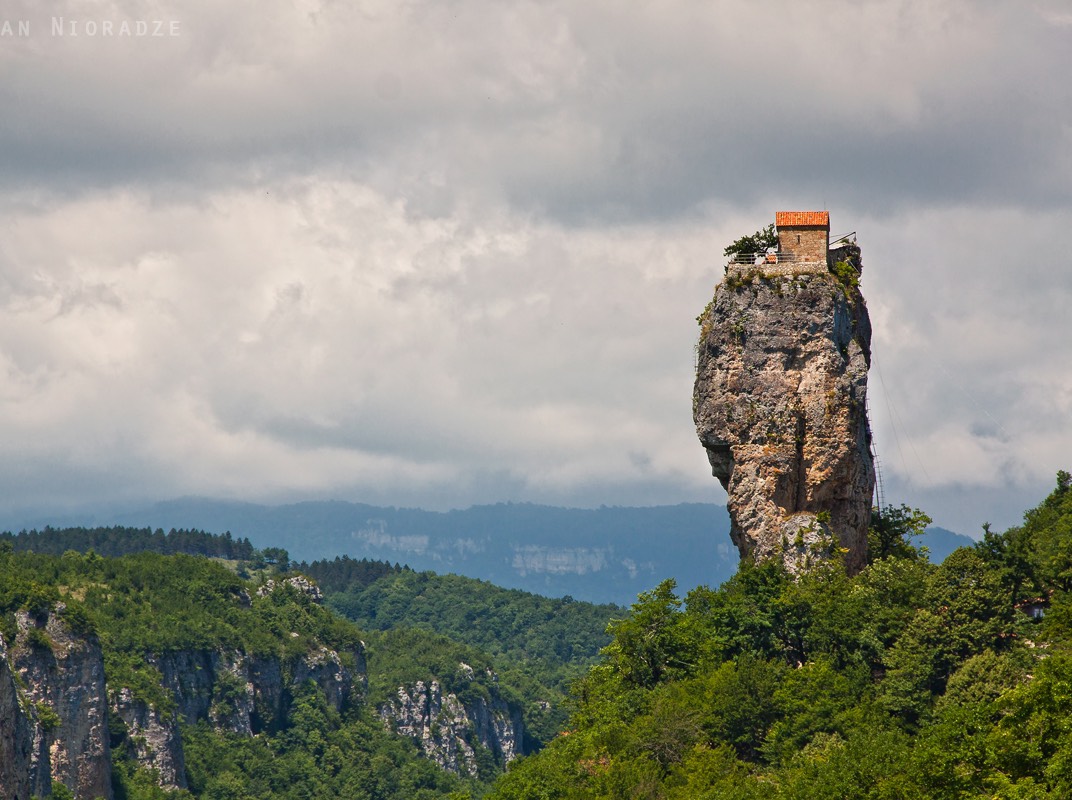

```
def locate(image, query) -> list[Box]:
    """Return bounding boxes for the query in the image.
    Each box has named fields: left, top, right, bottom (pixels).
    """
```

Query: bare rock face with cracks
left=693, top=212, right=875, bottom=575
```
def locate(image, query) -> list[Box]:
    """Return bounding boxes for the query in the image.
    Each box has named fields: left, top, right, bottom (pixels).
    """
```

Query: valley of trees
left=3, top=471, right=1071, bottom=798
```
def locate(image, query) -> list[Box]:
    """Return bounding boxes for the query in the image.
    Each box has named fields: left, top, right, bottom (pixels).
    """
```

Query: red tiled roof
left=775, top=211, right=829, bottom=228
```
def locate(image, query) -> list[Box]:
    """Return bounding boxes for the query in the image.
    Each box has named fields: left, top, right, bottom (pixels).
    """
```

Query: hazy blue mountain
left=3, top=498, right=974, bottom=605
left=913, top=525, right=977, bottom=563
left=95, top=499, right=733, bottom=605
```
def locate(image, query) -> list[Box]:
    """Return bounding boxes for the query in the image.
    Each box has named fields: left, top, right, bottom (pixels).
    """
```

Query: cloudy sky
left=1, top=0, right=1069, bottom=536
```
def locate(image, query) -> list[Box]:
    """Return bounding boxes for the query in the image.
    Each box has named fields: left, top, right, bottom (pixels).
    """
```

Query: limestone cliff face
left=150, top=641, right=365, bottom=737
left=693, top=253, right=874, bottom=574
left=0, top=633, right=36, bottom=800
left=112, top=688, right=186, bottom=790
left=8, top=607, right=113, bottom=800
left=379, top=667, right=524, bottom=777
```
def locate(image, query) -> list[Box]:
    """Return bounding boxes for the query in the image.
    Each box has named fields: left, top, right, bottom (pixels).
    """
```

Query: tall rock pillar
left=693, top=213, right=875, bottom=574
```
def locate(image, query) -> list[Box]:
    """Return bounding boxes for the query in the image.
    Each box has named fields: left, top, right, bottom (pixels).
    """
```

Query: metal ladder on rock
left=867, top=396, right=885, bottom=517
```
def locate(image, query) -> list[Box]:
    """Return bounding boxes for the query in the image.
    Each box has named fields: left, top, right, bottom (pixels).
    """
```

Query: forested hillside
left=0, top=549, right=481, bottom=799
left=319, top=566, right=620, bottom=664
left=303, top=559, right=623, bottom=744
left=0, top=542, right=620, bottom=797
left=488, top=473, right=1072, bottom=799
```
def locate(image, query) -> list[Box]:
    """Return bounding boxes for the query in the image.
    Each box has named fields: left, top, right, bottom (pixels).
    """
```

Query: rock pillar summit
left=693, top=212, right=875, bottom=575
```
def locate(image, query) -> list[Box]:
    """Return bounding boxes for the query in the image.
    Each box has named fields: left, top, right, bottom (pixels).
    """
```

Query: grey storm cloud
left=4, top=1, right=1070, bottom=215
left=0, top=0, right=1070, bottom=534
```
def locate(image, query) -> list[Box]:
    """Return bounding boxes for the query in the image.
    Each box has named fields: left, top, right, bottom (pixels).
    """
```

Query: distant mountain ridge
left=101, top=499, right=736, bottom=605
left=2, top=499, right=976, bottom=606
left=912, top=525, right=976, bottom=563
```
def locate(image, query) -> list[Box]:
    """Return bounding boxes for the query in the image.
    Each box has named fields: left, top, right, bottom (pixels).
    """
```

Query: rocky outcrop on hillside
left=256, top=575, right=324, bottom=603
left=0, top=594, right=366, bottom=797
left=693, top=252, right=875, bottom=574
left=112, top=688, right=187, bottom=790
left=7, top=607, right=113, bottom=800
left=0, top=633, right=37, bottom=800
left=379, top=666, right=524, bottom=777
left=149, top=642, right=365, bottom=736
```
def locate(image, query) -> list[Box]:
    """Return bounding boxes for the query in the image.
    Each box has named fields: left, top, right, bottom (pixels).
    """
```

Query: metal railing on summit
left=726, top=252, right=813, bottom=266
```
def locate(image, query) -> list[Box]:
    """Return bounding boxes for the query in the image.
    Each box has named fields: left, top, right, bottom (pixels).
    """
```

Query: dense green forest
left=296, top=556, right=408, bottom=593
left=0, top=525, right=256, bottom=561
left=488, top=472, right=1072, bottom=799
left=315, top=564, right=619, bottom=664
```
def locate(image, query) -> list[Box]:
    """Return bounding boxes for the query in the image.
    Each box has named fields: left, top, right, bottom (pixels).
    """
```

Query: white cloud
left=0, top=0, right=1070, bottom=535
left=861, top=205, right=1072, bottom=527
left=0, top=180, right=739, bottom=511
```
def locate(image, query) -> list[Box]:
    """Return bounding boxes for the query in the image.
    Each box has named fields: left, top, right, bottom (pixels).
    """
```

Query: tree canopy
left=723, top=224, right=778, bottom=259
left=489, top=474, right=1072, bottom=799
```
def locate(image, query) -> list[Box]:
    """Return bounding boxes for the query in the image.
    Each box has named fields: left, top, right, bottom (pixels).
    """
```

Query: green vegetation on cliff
left=489, top=474, right=1072, bottom=799
left=1, top=550, right=359, bottom=701
left=0, top=548, right=478, bottom=799
left=309, top=562, right=621, bottom=746
left=2, top=541, right=618, bottom=797
left=178, top=700, right=470, bottom=800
